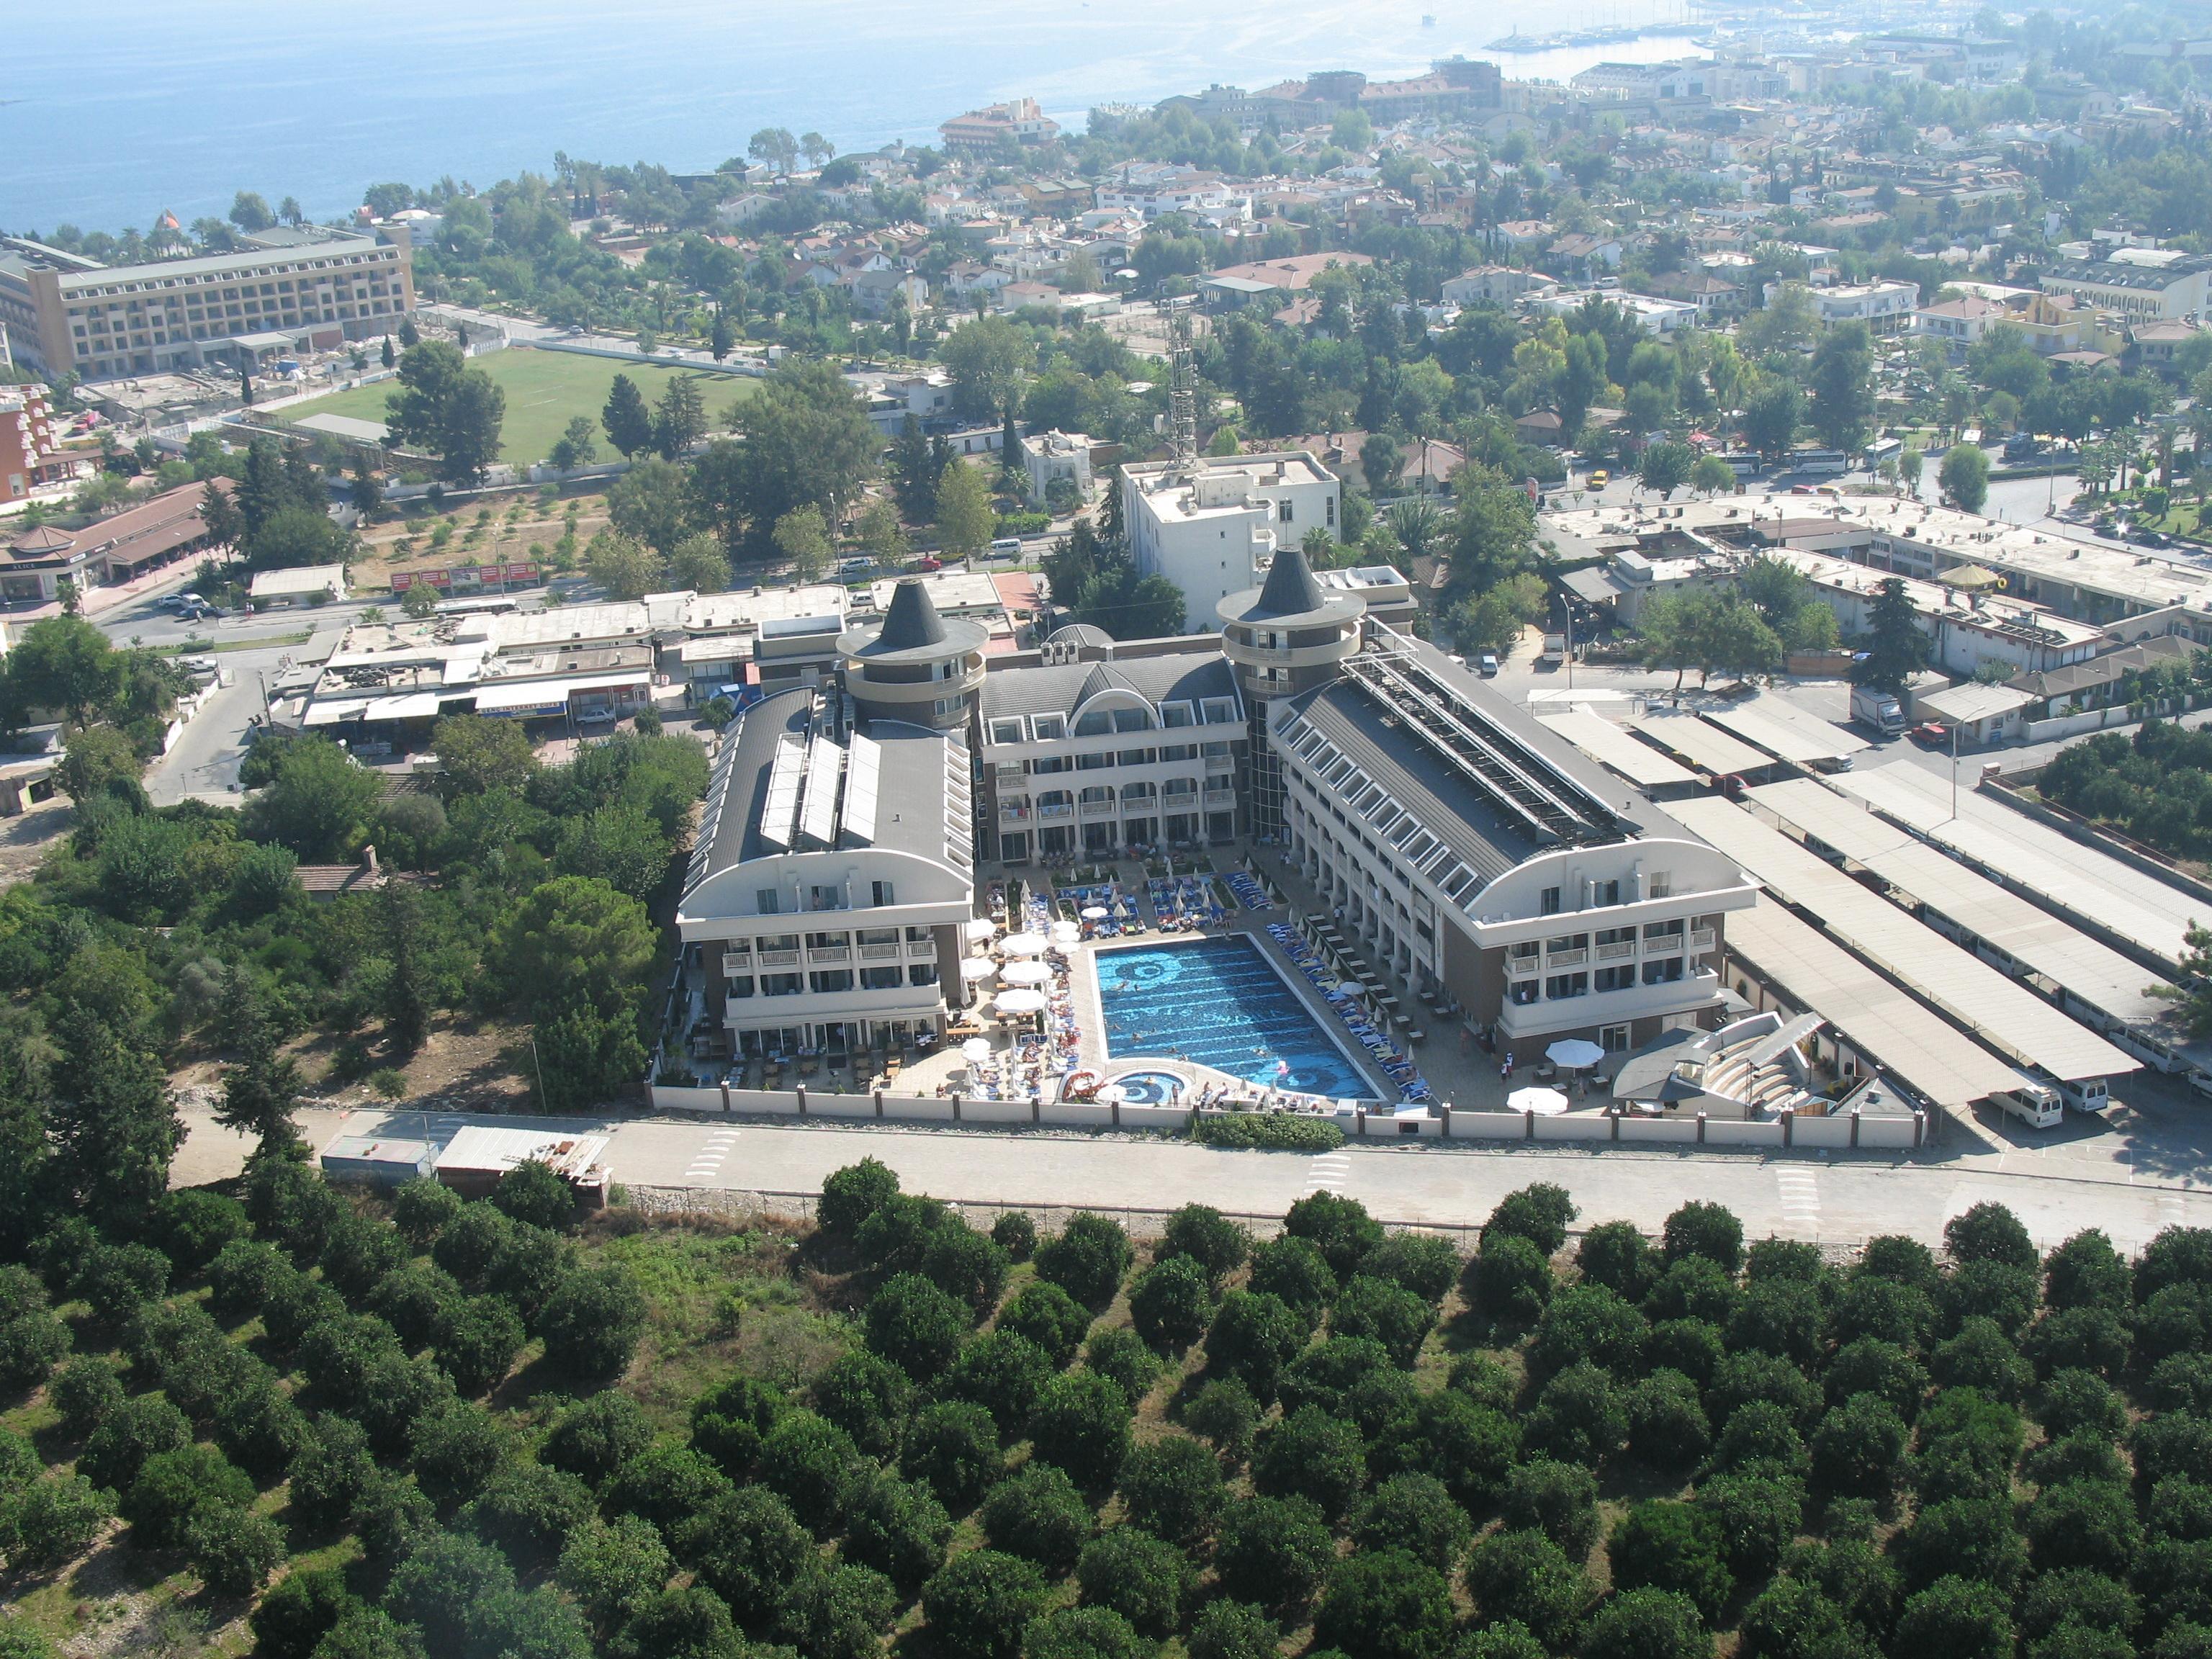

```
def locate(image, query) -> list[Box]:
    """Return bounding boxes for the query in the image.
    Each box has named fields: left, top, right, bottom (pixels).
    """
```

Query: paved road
left=177, top=1071, right=2212, bottom=1253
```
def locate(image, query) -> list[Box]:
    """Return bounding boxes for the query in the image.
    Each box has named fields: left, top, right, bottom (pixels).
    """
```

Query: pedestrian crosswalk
left=684, top=1127, right=740, bottom=1184
left=1775, top=1165, right=1822, bottom=1238
left=1308, top=1150, right=1351, bottom=1196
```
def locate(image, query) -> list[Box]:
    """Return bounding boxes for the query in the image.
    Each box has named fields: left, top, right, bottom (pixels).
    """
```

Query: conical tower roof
left=876, top=578, right=948, bottom=651
left=1251, top=541, right=1326, bottom=619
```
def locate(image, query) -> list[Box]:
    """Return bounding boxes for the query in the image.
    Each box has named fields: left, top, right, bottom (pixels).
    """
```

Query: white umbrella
left=959, top=956, right=998, bottom=981
left=1095, top=1084, right=1126, bottom=1105
left=1051, top=920, right=1082, bottom=942
left=963, top=918, right=997, bottom=942
left=1081, top=905, right=1110, bottom=920
left=999, top=932, right=1048, bottom=956
left=994, top=989, right=1048, bottom=1015
left=1546, top=1038, right=1608, bottom=1071
left=1508, top=1086, right=1572, bottom=1116
left=999, top=960, right=1052, bottom=985
left=962, top=1038, right=994, bottom=1063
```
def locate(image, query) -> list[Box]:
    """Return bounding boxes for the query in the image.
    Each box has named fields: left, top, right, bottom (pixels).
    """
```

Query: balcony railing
left=719, top=954, right=750, bottom=978
left=908, top=940, right=938, bottom=958
left=1203, top=787, right=1236, bottom=805
left=1596, top=940, right=1636, bottom=961
left=1079, top=800, right=1115, bottom=817
left=809, top=947, right=851, bottom=964
left=1690, top=928, right=1717, bottom=951
left=1545, top=948, right=1588, bottom=967
left=858, top=943, right=904, bottom=961
left=757, top=949, right=800, bottom=966
left=1038, top=802, right=1074, bottom=819
left=1506, top=956, right=1539, bottom=979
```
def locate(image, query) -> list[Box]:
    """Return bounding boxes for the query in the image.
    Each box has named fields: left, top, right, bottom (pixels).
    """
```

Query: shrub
left=903, top=1400, right=1003, bottom=1509
left=1525, top=1361, right=1626, bottom=1467
left=2018, top=1569, right=2141, bottom=1642
left=461, top=1462, right=596, bottom=1562
left=760, top=1408, right=859, bottom=1532
left=207, top=1238, right=289, bottom=1322
left=1610, top=1500, right=1734, bottom=1618
left=1647, top=1318, right=1725, bottom=1388
left=1254, top=1405, right=1367, bottom=1520
left=924, top=1223, right=1011, bottom=1319
left=983, top=1461, right=1095, bottom=1570
left=1249, top=1234, right=1337, bottom=1321
left=436, top=1294, right=526, bottom=1396
left=1581, top=1588, right=1709, bottom=1659
left=843, top=1470, right=953, bottom=1595
left=1184, top=1377, right=1260, bottom=1463
left=1331, top=1274, right=1437, bottom=1367
left=868, top=1273, right=972, bottom=1380
left=409, top=1399, right=506, bottom=1504
left=1464, top=1528, right=1593, bottom=1650
left=1696, top=1470, right=1807, bottom=1580
left=1076, top=1525, right=1192, bottom=1634
left=1712, top=1351, right=1822, bottom=1429
left=1943, top=1259, right=2039, bottom=1336
left=606, top=1445, right=734, bottom=1535
left=4, top=1473, right=112, bottom=1568
left=1627, top=1369, right=1712, bottom=1469
left=1281, top=1336, right=1393, bottom=1420
left=1504, top=1458, right=1600, bottom=1560
left=1161, top=1205, right=1251, bottom=1282
left=1663, top=1200, right=1744, bottom=1272
left=153, top=1189, right=251, bottom=1274
left=1030, top=1370, right=1134, bottom=1488
left=392, top=1177, right=463, bottom=1247
left=48, top=1356, right=123, bottom=1439
left=1120, top=1433, right=1224, bottom=1546
left=616, top=1585, right=742, bottom=1658
left=1710, top=1401, right=1810, bottom=1479
left=679, top=1485, right=812, bottom=1629
left=1035, top=1214, right=1134, bottom=1309
left=1206, top=1290, right=1307, bottom=1402
left=690, top=1373, right=785, bottom=1475
left=1893, top=1575, right=2015, bottom=1659
left=1476, top=1234, right=1554, bottom=1323
left=79, top=1392, right=192, bottom=1493
left=1025, top=1606, right=1147, bottom=1659
left=287, top=1413, right=374, bottom=1534
left=1368, top=1390, right=1519, bottom=1509
left=350, top=1467, right=434, bottom=1561
left=812, top=1349, right=913, bottom=1462
left=1896, top=1496, right=2027, bottom=1594
left=2046, top=1231, right=2131, bottom=1313
left=778, top=1561, right=897, bottom=1659
left=534, top=1263, right=645, bottom=1377
left=943, top=1331, right=1053, bottom=1431
left=1285, top=1193, right=1383, bottom=1280
left=992, top=1212, right=1037, bottom=1260
left=1352, top=1473, right=1470, bottom=1573
left=2026, top=1480, right=2142, bottom=1578
left=1811, top=1394, right=1907, bottom=1498
left=921, top=1550, right=1048, bottom=1659
left=1578, top=1221, right=1660, bottom=1301
left=1827, top=1339, right=1928, bottom=1416
left=1737, top=1577, right=1870, bottom=1659
left=1130, top=1255, right=1214, bottom=1351
left=1529, top=1284, right=1647, bottom=1379
left=1188, top=1601, right=1281, bottom=1659
left=1362, top=1233, right=1459, bottom=1303
left=490, top=1159, right=577, bottom=1231
left=250, top=1565, right=357, bottom=1659
left=2027, top=1305, right=2133, bottom=1380
left=1648, top=1256, right=1741, bottom=1326
left=75, top=1241, right=169, bottom=1324
left=1931, top=1316, right=2033, bottom=1401
left=1194, top=1113, right=1343, bottom=1151
left=123, top=1444, right=252, bottom=1549
left=546, top=1391, right=656, bottom=1487
left=1085, top=1326, right=1162, bottom=1405
left=1313, top=1549, right=1457, bottom=1659
left=1215, top=1493, right=1337, bottom=1609
left=819, top=1157, right=901, bottom=1238
left=184, top=1502, right=284, bottom=1597
left=1731, top=1279, right=1825, bottom=1367
left=385, top=1530, right=516, bottom=1650
left=999, top=1280, right=1092, bottom=1368
left=1483, top=1184, right=1578, bottom=1255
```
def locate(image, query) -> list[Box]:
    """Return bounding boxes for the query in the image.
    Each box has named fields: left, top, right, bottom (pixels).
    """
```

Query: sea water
left=4, top=0, right=1686, bottom=234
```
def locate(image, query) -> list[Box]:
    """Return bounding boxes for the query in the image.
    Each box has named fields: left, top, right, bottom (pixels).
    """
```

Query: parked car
left=1910, top=721, right=1950, bottom=747
left=1478, top=653, right=1500, bottom=677
left=911, top=555, right=943, bottom=572
left=835, top=556, right=876, bottom=580
left=1586, top=469, right=1610, bottom=489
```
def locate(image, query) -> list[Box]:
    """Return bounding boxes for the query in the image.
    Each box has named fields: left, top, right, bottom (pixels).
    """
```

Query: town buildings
left=1, top=479, right=229, bottom=603
left=2037, top=248, right=2212, bottom=322
left=0, top=384, right=75, bottom=503
left=939, top=99, right=1061, bottom=152
left=1120, top=450, right=1344, bottom=630
left=0, top=225, right=415, bottom=382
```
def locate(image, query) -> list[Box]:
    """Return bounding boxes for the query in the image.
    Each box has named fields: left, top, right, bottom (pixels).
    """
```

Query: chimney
left=364, top=845, right=380, bottom=876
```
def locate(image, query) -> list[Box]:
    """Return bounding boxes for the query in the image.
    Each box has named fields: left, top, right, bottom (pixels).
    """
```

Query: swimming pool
left=1093, top=936, right=1370, bottom=1100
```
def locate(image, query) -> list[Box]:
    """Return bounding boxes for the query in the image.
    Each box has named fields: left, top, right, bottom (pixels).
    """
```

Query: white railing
left=809, top=947, right=851, bottom=963
left=1597, top=940, right=1636, bottom=961
left=757, top=949, right=799, bottom=966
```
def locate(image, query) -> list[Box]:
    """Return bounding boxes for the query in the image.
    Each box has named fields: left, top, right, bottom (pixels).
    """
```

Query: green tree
left=1941, top=443, right=1991, bottom=513
left=1119, top=1435, right=1225, bottom=1546
left=1214, top=1494, right=1336, bottom=1610
left=1030, top=1370, right=1133, bottom=1488
left=936, top=462, right=997, bottom=560
left=773, top=504, right=834, bottom=580
left=1464, top=1528, right=1594, bottom=1649
left=1610, top=1500, right=1734, bottom=1617
left=1580, top=1587, right=1710, bottom=1659
left=921, top=1550, right=1048, bottom=1659
left=385, top=341, right=505, bottom=483
left=1851, top=576, right=1930, bottom=698
left=942, top=317, right=1035, bottom=421
left=1893, top=1575, right=2015, bottom=1659
left=1076, top=1526, right=1192, bottom=1634
left=654, top=375, right=709, bottom=460
left=245, top=734, right=381, bottom=858
left=6, top=615, right=120, bottom=729
left=1036, top=1214, right=1134, bottom=1308
left=607, top=457, right=694, bottom=554
left=858, top=497, right=909, bottom=565
left=602, top=374, right=656, bottom=459
left=981, top=1462, right=1094, bottom=1571
left=491, top=874, right=658, bottom=1018
left=1809, top=323, right=1877, bottom=454
left=1314, top=1550, right=1457, bottom=1659
left=54, top=724, right=143, bottom=804
left=1639, top=441, right=1696, bottom=498
left=1743, top=378, right=1803, bottom=464
left=550, top=415, right=599, bottom=471
left=214, top=963, right=303, bottom=1155
left=1691, top=454, right=1737, bottom=495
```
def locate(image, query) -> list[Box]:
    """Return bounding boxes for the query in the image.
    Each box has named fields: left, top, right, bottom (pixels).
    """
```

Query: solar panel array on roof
left=842, top=733, right=881, bottom=845
left=760, top=735, right=806, bottom=850
left=801, top=732, right=844, bottom=848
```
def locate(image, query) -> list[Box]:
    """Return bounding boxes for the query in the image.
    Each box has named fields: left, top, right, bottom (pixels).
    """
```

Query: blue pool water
left=1110, top=1071, right=1188, bottom=1105
left=1094, top=938, right=1368, bottom=1099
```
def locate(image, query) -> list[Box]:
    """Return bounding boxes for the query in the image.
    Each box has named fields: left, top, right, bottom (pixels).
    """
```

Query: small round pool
left=1110, top=1071, right=1188, bottom=1105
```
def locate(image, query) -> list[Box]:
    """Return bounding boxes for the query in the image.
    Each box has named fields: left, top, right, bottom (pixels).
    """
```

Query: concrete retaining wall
left=647, top=1083, right=1923, bottom=1151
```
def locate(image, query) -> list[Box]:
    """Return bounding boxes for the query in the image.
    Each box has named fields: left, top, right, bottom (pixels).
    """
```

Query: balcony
left=1038, top=801, right=1074, bottom=819
left=1205, top=755, right=1236, bottom=773
left=1495, top=968, right=1723, bottom=1040
left=1596, top=940, right=1636, bottom=961
left=1690, top=928, right=1717, bottom=951
left=1545, top=948, right=1588, bottom=968
left=719, top=953, right=751, bottom=978
left=858, top=943, right=904, bottom=961
left=1203, top=787, right=1236, bottom=806
left=809, top=947, right=851, bottom=964
left=756, top=949, right=800, bottom=967
left=1000, top=805, right=1032, bottom=824
left=1506, top=956, right=1539, bottom=979
left=908, top=940, right=939, bottom=958
left=1079, top=799, right=1116, bottom=818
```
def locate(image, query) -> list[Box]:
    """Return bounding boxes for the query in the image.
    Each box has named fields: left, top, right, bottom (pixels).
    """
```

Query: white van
left=1995, top=1081, right=2063, bottom=1130
left=989, top=536, right=1024, bottom=557
left=2054, top=1075, right=2110, bottom=1114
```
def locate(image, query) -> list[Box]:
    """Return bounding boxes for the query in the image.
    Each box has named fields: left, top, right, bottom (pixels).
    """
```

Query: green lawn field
left=284, top=346, right=755, bottom=467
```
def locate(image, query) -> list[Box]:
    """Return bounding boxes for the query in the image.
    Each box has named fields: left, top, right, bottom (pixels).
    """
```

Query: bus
left=1790, top=449, right=1849, bottom=475
left=436, top=594, right=521, bottom=618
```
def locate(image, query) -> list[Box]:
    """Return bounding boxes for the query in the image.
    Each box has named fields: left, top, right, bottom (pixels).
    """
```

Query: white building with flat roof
left=674, top=685, right=975, bottom=1061
left=1120, top=450, right=1342, bottom=631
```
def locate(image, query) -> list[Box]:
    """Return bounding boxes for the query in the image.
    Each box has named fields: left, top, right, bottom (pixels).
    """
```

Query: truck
left=1850, top=685, right=1906, bottom=735
left=1538, top=630, right=1568, bottom=666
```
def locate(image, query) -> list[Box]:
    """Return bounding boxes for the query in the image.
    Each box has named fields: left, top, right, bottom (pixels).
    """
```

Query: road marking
left=1308, top=1151, right=1351, bottom=1196
left=684, top=1128, right=739, bottom=1182
left=1775, top=1166, right=1821, bottom=1238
